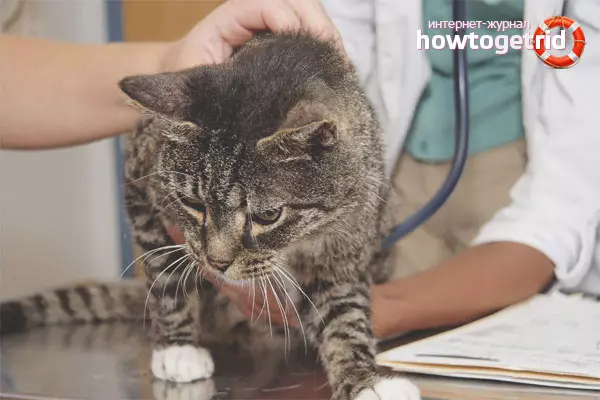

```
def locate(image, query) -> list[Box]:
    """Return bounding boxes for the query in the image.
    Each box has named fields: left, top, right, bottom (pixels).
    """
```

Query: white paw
left=152, top=379, right=216, bottom=400
left=354, top=377, right=421, bottom=400
left=151, top=345, right=215, bottom=383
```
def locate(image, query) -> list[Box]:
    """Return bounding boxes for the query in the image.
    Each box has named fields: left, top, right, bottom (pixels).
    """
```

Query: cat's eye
left=252, top=208, right=283, bottom=225
left=179, top=195, right=206, bottom=214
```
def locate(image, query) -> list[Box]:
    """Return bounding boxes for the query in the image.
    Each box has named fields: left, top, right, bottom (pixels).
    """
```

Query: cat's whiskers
left=179, top=263, right=191, bottom=300
left=323, top=225, right=353, bottom=242
left=272, top=269, right=308, bottom=354
left=162, top=253, right=191, bottom=300
left=245, top=198, right=259, bottom=244
left=162, top=254, right=191, bottom=303
left=250, top=276, right=257, bottom=324
left=334, top=201, right=367, bottom=211
left=253, top=278, right=267, bottom=326
left=247, top=276, right=255, bottom=301
left=120, top=245, right=185, bottom=278
left=267, top=276, right=290, bottom=360
left=123, top=171, right=166, bottom=187
left=178, top=262, right=192, bottom=301
left=322, top=209, right=368, bottom=241
left=124, top=170, right=196, bottom=187
left=156, top=195, right=186, bottom=216
left=197, top=268, right=205, bottom=290
left=194, top=264, right=202, bottom=299
left=364, top=175, right=387, bottom=203
left=182, top=261, right=197, bottom=301
left=143, top=253, right=189, bottom=328
left=175, top=257, right=195, bottom=302
left=174, top=264, right=187, bottom=302
left=261, top=278, right=273, bottom=339
left=157, top=188, right=181, bottom=207
left=197, top=265, right=226, bottom=288
left=335, top=204, right=371, bottom=224
left=156, top=169, right=197, bottom=179
left=271, top=263, right=324, bottom=325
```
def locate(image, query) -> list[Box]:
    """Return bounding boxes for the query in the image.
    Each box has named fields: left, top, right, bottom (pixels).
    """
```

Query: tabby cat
left=0, top=31, right=420, bottom=400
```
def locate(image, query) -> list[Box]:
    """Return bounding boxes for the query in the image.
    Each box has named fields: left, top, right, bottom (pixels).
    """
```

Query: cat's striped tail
left=0, top=280, right=146, bottom=336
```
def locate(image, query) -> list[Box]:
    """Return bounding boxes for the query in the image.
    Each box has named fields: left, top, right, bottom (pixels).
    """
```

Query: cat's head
left=119, top=33, right=382, bottom=282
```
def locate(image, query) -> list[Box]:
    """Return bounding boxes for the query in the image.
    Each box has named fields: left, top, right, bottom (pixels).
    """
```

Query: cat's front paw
left=151, top=345, right=215, bottom=383
left=354, top=377, right=421, bottom=400
left=152, top=379, right=216, bottom=400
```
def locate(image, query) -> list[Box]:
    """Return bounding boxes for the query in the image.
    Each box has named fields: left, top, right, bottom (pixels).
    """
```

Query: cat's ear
left=257, top=103, right=341, bottom=161
left=118, top=68, right=199, bottom=121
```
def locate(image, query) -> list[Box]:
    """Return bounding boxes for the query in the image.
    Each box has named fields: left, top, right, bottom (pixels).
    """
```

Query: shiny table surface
left=1, top=322, right=598, bottom=400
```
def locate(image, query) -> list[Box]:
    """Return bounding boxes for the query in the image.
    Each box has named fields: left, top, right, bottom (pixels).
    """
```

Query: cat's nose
left=207, top=256, right=232, bottom=272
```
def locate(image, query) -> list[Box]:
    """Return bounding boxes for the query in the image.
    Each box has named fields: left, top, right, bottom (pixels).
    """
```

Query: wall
left=0, top=0, right=121, bottom=300
left=123, top=0, right=222, bottom=41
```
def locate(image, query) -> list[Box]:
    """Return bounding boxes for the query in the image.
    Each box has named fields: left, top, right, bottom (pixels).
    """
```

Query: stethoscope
left=382, top=0, right=470, bottom=250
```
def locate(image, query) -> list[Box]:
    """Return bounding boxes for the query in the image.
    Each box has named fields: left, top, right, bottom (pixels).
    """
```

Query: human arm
left=466, top=0, right=600, bottom=292
left=371, top=242, right=555, bottom=339
left=209, top=239, right=554, bottom=339
left=0, top=38, right=167, bottom=149
left=372, top=0, right=600, bottom=338
left=0, top=0, right=343, bottom=150
left=366, top=1, right=600, bottom=339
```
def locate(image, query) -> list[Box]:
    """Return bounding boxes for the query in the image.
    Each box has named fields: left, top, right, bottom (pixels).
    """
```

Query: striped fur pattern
left=1, top=31, right=420, bottom=399
left=0, top=281, right=145, bottom=335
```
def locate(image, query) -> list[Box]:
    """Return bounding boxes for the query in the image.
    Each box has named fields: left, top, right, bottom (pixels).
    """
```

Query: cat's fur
left=0, top=31, right=419, bottom=399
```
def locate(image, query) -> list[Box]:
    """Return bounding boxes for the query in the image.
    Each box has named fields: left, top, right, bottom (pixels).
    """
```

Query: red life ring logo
left=533, top=16, right=586, bottom=69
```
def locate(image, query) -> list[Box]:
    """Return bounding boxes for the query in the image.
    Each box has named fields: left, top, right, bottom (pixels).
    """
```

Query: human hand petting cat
left=161, top=0, right=346, bottom=72
left=2, top=0, right=346, bottom=150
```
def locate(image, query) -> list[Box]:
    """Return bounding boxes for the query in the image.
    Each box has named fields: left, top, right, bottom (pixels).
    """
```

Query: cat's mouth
left=196, top=254, right=300, bottom=306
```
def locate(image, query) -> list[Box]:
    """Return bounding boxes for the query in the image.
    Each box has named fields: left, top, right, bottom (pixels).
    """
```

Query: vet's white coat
left=322, top=0, right=600, bottom=295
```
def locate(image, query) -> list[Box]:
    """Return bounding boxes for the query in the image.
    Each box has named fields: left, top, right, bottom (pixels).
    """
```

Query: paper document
left=376, top=293, right=600, bottom=391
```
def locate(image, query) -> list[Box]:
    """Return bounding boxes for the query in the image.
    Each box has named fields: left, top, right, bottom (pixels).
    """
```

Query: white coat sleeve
left=320, top=0, right=376, bottom=89
left=472, top=1, right=600, bottom=289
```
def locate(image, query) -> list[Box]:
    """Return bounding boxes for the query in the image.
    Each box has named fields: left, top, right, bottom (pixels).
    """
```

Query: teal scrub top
left=404, top=0, right=525, bottom=163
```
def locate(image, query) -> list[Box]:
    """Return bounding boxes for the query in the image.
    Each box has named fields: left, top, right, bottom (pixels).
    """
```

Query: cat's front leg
left=142, top=236, right=215, bottom=384
left=125, top=184, right=214, bottom=383
left=305, top=281, right=421, bottom=400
